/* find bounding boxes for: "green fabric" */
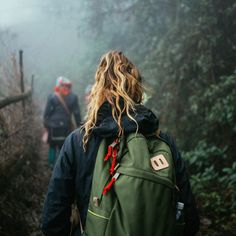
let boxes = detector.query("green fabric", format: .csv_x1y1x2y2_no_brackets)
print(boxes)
84,133,178,236
48,146,60,168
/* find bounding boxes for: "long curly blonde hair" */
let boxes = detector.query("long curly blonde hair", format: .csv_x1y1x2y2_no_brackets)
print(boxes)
82,50,143,149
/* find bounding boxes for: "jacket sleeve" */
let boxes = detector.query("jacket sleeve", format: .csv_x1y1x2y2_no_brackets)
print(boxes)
72,95,81,127
160,132,200,236
41,133,76,236
43,95,55,128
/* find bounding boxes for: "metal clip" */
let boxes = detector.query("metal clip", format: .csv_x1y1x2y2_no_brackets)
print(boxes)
114,163,120,171
110,140,118,148
92,196,99,207
113,172,120,180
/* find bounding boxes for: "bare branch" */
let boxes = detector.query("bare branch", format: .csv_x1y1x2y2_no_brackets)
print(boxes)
0,90,32,109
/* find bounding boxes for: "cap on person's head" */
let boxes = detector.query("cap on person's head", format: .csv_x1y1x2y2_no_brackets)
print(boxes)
56,76,72,87
54,76,72,92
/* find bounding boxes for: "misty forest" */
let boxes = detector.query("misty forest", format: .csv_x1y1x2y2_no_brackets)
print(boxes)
0,0,236,235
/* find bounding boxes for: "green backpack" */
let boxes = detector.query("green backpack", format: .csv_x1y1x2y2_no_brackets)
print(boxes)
84,132,181,236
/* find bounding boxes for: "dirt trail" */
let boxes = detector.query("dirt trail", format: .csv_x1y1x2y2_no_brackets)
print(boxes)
28,143,51,236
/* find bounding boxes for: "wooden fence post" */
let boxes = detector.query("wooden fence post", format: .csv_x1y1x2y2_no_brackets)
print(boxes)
19,50,25,112
31,74,34,96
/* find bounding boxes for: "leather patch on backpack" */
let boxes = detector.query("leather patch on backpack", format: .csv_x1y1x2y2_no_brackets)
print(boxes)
151,154,169,171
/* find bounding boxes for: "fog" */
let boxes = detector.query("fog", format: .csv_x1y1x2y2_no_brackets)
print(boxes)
0,0,99,107
1,0,170,110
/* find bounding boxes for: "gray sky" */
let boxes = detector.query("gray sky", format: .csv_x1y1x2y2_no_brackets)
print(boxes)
0,0,45,27
0,0,88,102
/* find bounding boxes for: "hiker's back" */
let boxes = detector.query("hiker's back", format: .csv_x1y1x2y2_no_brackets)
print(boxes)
84,133,177,236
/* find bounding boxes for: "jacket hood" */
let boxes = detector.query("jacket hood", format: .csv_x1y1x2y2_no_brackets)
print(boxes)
92,101,159,138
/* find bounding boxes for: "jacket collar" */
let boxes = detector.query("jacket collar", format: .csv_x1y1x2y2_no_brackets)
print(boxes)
92,101,159,138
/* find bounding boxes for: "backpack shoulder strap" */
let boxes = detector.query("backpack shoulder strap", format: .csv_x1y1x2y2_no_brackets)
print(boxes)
54,92,70,115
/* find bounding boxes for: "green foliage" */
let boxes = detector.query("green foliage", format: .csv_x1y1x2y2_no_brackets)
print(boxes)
139,0,236,234
204,73,236,127
184,142,236,234
184,141,227,171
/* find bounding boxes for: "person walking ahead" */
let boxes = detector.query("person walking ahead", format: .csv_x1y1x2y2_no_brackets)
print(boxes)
42,51,199,236
43,76,81,168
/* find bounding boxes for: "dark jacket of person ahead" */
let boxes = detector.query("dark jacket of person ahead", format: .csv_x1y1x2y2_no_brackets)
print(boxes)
43,77,81,147
42,51,199,236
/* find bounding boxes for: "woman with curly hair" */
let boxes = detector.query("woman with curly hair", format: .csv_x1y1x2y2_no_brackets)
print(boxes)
42,51,199,236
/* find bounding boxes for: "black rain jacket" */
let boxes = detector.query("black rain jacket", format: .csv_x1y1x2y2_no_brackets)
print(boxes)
43,92,81,146
42,102,199,236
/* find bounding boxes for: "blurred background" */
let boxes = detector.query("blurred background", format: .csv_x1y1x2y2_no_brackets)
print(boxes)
0,0,236,235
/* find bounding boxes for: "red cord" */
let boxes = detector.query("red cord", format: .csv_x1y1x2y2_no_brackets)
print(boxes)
102,139,120,195
104,145,113,161
109,147,117,175
102,177,116,195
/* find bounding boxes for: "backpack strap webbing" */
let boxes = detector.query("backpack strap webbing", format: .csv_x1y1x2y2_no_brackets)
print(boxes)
54,92,71,115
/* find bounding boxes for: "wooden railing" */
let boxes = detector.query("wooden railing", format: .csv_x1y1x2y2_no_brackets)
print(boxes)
0,50,34,110
0,89,32,109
